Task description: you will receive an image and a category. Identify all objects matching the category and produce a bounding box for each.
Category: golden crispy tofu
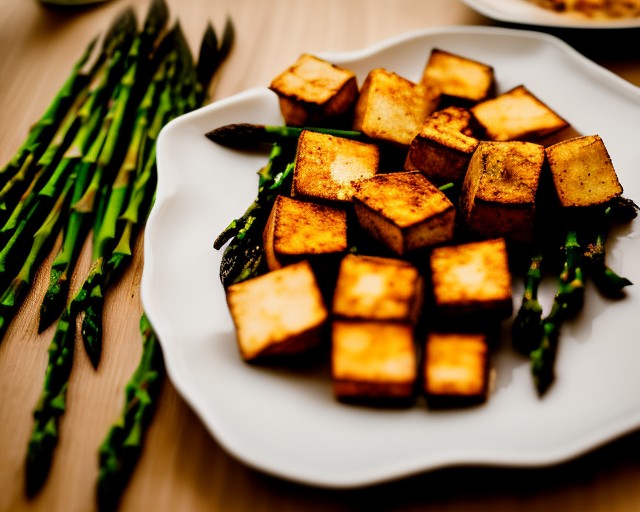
[429,238,512,319]
[421,48,495,105]
[263,195,347,271]
[545,134,623,208]
[352,68,437,147]
[226,261,329,362]
[269,54,359,127]
[405,106,480,184]
[459,141,546,243]
[470,85,569,142]
[423,332,490,407]
[332,320,417,405]
[352,171,456,255]
[291,130,380,203]
[332,254,424,324]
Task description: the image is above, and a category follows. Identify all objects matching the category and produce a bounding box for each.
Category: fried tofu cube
[226,261,328,362]
[332,254,424,324]
[429,238,512,319]
[269,54,358,127]
[352,68,437,147]
[405,106,480,184]
[545,134,623,207]
[470,85,569,142]
[332,320,418,405]
[459,141,546,243]
[291,130,380,203]
[421,48,495,105]
[263,195,347,271]
[423,332,490,407]
[352,171,456,255]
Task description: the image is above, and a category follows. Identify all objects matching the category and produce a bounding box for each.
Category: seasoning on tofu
[353,68,437,147]
[269,53,359,127]
[459,140,546,244]
[226,261,329,362]
[429,238,513,319]
[421,48,495,106]
[545,134,623,208]
[291,130,380,203]
[332,254,424,325]
[423,332,490,407]
[470,85,569,142]
[263,195,348,271]
[405,106,480,185]
[332,320,418,405]
[352,171,456,255]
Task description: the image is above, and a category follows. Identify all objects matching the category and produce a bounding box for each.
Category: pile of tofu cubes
[225,49,623,408]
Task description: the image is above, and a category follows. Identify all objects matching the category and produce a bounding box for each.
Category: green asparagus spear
[25,305,77,497]
[584,204,633,298]
[195,17,235,105]
[217,144,296,287]
[205,123,363,149]
[531,228,585,396]
[0,158,78,293]
[512,248,544,355]
[96,313,164,512]
[0,175,75,341]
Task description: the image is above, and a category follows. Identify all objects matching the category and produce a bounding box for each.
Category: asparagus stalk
[531,227,585,396]
[214,143,292,251]
[25,305,77,496]
[217,144,296,287]
[96,313,164,512]
[511,248,544,355]
[206,123,363,149]
[0,157,79,293]
[584,204,633,298]
[104,102,168,283]
[195,17,235,105]
[0,175,75,342]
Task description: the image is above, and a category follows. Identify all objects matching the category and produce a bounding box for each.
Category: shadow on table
[240,425,640,511]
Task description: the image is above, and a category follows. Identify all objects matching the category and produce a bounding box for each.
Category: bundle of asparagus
[0,0,234,502]
[512,197,637,396]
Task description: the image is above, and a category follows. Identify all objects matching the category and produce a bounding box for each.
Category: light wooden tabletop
[1,1,640,511]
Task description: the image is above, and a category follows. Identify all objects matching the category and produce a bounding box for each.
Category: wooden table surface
[2,1,640,511]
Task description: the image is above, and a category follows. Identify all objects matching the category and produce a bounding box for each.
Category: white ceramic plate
[464,0,640,28]
[142,26,640,488]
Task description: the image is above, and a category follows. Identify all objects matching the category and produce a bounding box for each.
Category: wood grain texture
[1,1,640,511]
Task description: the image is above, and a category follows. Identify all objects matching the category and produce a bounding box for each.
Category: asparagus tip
[205,123,267,148]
